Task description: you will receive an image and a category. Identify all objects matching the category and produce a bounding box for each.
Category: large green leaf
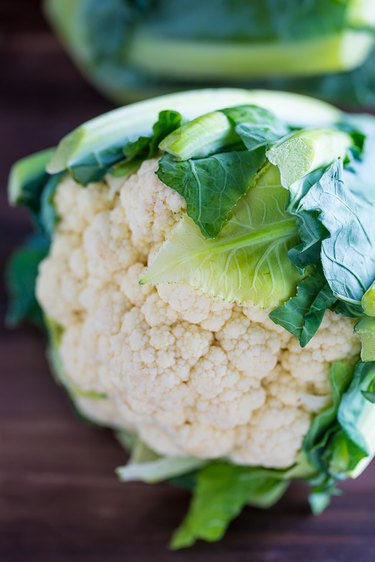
[143,164,301,308]
[303,360,375,511]
[157,148,267,238]
[170,462,291,550]
[303,361,354,470]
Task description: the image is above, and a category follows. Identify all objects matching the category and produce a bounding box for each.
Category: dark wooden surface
[1,2,375,561]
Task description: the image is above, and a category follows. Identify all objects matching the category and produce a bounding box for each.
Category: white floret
[120,158,186,258]
[157,283,233,330]
[83,207,138,281]
[55,177,111,234]
[231,399,311,467]
[216,310,281,378]
[120,263,153,306]
[37,233,86,326]
[36,159,361,468]
[189,347,266,430]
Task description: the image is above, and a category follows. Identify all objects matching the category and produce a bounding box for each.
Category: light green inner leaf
[143,164,301,308]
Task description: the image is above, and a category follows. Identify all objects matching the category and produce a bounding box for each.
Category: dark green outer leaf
[112,110,183,177]
[338,362,375,454]
[70,110,182,185]
[269,265,336,347]
[286,166,329,272]
[303,360,375,512]
[122,110,182,161]
[331,300,364,318]
[149,109,182,156]
[303,361,354,469]
[71,143,126,184]
[222,105,289,151]
[299,151,375,303]
[157,148,267,238]
[40,172,66,237]
[6,235,49,328]
[15,168,50,217]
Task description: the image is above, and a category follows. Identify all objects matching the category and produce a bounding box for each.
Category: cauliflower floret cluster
[37,158,361,468]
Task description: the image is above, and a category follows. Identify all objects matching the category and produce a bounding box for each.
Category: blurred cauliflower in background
[44,0,375,106]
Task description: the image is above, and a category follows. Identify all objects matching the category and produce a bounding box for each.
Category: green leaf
[223,105,289,151]
[303,360,354,470]
[302,361,355,511]
[170,462,290,550]
[70,143,126,184]
[361,374,375,404]
[120,109,183,166]
[160,105,287,161]
[330,300,364,318]
[286,167,330,272]
[6,235,49,327]
[8,148,55,209]
[270,265,336,347]
[148,109,183,156]
[303,360,375,510]
[298,145,375,304]
[8,148,65,237]
[157,148,267,238]
[144,164,302,308]
[337,362,375,456]
[39,172,65,237]
[53,110,183,185]
[158,105,289,238]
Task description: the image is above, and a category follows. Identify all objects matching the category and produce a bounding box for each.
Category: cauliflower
[10,90,375,549]
[36,159,360,467]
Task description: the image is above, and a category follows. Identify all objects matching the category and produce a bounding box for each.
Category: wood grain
[1,2,375,561]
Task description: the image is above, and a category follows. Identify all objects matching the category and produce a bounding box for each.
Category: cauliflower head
[36,158,360,468]
[10,89,375,549]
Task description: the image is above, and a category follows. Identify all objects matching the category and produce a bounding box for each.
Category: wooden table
[1,3,375,561]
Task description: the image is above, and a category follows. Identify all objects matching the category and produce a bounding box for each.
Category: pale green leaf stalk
[355,317,375,362]
[117,456,206,484]
[267,129,352,187]
[159,111,237,160]
[127,31,373,81]
[362,281,375,316]
[8,148,55,206]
